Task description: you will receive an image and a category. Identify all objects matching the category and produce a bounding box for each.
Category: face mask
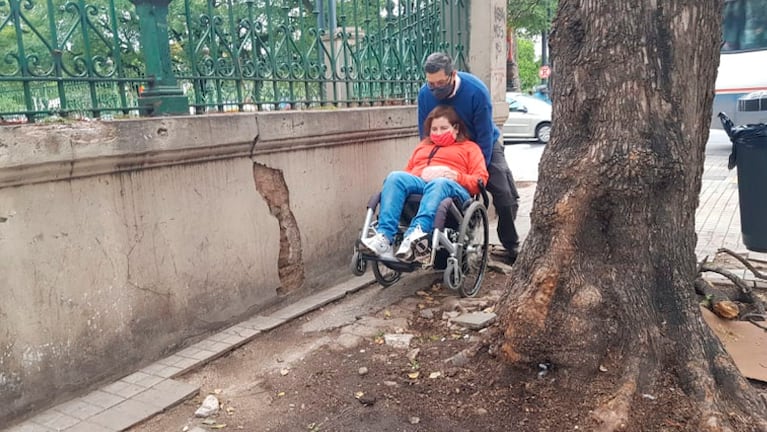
[430,131,456,146]
[430,83,453,100]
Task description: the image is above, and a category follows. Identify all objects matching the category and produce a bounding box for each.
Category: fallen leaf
[202,419,217,425]
[384,310,391,318]
[277,391,286,397]
[408,372,420,379]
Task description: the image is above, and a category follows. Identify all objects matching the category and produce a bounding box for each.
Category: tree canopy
[507,0,558,35]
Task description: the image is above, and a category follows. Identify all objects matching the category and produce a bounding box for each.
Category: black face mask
[430,82,454,100]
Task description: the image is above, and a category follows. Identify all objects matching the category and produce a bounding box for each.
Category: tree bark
[496,0,767,430]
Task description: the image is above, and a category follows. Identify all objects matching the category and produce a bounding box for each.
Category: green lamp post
[130,0,189,116]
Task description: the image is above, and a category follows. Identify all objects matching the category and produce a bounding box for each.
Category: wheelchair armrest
[367,192,382,210]
[434,197,463,230]
[477,179,490,208]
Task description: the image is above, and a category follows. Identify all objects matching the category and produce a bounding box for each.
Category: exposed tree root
[591,358,639,432]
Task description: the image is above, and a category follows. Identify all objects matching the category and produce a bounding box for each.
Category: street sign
[538,65,551,79]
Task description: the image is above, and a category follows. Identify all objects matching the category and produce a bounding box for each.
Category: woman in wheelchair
[359,105,489,263]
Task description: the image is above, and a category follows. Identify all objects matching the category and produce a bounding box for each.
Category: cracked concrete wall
[0,107,417,424]
[253,162,304,294]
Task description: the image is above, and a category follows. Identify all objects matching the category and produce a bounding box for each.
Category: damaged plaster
[253,162,305,294]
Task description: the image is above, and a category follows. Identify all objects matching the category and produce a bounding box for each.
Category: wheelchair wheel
[350,249,367,276]
[455,201,489,297]
[373,261,401,287]
[444,257,464,291]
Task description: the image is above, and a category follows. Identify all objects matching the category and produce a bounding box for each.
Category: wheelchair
[350,180,490,298]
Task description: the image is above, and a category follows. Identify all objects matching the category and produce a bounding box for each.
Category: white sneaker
[360,233,395,260]
[395,226,429,262]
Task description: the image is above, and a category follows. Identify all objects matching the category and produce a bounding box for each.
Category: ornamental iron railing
[0,0,468,121]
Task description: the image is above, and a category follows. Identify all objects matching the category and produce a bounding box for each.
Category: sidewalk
[4,146,761,432]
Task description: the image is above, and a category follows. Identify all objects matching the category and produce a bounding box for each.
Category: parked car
[503,92,552,144]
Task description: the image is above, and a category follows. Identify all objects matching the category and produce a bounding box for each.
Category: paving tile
[193,339,230,353]
[220,334,247,346]
[139,362,167,377]
[130,379,199,410]
[157,354,187,367]
[452,312,497,330]
[240,315,284,331]
[4,423,55,432]
[62,421,114,432]
[29,410,79,430]
[79,390,124,410]
[86,399,159,431]
[223,325,259,340]
[208,332,232,343]
[175,348,208,361]
[152,364,184,379]
[53,398,102,421]
[100,380,146,399]
[121,371,164,388]
[270,298,324,321]
[171,356,203,371]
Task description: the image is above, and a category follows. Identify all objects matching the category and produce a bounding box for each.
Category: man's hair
[424,52,454,75]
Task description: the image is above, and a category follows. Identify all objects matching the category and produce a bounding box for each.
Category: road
[503,128,733,183]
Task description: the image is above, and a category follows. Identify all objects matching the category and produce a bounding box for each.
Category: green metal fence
[0,0,468,121]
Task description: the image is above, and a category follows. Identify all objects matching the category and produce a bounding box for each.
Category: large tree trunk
[496,1,767,431]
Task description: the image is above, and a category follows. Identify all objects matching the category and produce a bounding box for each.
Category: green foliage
[515,37,538,91]
[507,0,558,35]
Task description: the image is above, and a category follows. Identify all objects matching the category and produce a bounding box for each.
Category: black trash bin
[719,112,767,252]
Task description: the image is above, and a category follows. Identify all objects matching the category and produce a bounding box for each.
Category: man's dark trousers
[485,140,520,254]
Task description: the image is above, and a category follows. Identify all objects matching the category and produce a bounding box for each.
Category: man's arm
[471,100,495,165]
[417,88,429,139]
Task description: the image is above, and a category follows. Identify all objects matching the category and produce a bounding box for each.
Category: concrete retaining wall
[0,107,416,423]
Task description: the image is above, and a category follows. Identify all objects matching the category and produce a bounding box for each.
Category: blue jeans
[377,171,470,241]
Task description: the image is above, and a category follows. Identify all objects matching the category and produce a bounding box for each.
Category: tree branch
[699,263,765,315]
[717,248,767,280]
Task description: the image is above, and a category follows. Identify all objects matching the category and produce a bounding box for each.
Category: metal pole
[329,0,336,30]
[130,0,189,116]
[317,0,325,31]
[543,0,551,87]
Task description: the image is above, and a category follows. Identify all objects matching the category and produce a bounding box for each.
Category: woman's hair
[424,105,470,141]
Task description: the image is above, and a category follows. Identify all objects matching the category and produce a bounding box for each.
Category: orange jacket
[404,138,489,196]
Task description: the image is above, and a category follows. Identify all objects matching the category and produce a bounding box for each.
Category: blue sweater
[417,72,501,166]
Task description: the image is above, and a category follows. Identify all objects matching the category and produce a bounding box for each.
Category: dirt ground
[129,260,767,432]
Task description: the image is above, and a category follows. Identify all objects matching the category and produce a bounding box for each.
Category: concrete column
[468,0,509,125]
